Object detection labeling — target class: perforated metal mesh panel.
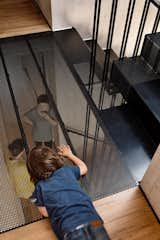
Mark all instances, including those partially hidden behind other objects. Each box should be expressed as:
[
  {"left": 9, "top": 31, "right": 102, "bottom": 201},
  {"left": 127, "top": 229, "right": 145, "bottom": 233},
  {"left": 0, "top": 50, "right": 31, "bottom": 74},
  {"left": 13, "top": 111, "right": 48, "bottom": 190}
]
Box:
[{"left": 0, "top": 149, "right": 42, "bottom": 233}]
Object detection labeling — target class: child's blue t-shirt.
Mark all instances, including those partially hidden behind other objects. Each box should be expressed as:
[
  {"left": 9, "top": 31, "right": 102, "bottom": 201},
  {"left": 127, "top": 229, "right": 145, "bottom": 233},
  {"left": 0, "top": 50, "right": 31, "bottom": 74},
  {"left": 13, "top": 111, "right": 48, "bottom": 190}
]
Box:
[{"left": 31, "top": 166, "right": 102, "bottom": 239}]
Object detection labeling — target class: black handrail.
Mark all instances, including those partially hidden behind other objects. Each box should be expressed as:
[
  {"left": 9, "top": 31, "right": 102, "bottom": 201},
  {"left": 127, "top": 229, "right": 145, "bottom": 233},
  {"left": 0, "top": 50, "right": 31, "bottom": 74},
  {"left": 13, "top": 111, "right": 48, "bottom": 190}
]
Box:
[
  {"left": 0, "top": 45, "right": 29, "bottom": 156},
  {"left": 26, "top": 38, "right": 76, "bottom": 155}
]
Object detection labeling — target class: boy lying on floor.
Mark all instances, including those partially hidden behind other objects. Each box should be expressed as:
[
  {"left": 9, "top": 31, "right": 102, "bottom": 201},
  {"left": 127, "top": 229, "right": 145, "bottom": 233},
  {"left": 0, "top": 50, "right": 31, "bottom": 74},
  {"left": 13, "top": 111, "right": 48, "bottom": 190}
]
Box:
[{"left": 27, "top": 145, "right": 110, "bottom": 240}]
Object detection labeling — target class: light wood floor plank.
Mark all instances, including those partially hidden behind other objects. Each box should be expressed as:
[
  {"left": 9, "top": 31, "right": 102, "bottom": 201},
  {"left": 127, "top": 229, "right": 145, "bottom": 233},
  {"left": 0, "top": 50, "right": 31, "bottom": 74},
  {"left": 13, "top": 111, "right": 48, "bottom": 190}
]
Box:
[{"left": 1, "top": 187, "right": 160, "bottom": 239}]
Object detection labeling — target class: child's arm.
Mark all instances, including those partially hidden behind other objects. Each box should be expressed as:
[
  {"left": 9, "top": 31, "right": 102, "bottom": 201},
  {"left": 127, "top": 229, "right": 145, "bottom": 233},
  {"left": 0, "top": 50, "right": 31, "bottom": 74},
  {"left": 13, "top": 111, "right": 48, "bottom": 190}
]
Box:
[
  {"left": 40, "top": 111, "right": 58, "bottom": 127},
  {"left": 44, "top": 113, "right": 58, "bottom": 127},
  {"left": 38, "top": 207, "right": 49, "bottom": 217},
  {"left": 57, "top": 145, "right": 88, "bottom": 176},
  {"left": 23, "top": 115, "right": 33, "bottom": 126}
]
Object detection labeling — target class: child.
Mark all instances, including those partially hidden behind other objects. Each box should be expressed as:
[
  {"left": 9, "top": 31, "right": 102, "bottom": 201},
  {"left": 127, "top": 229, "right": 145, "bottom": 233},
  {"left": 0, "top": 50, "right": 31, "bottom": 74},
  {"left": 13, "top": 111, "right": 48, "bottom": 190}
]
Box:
[
  {"left": 8, "top": 138, "right": 25, "bottom": 160},
  {"left": 23, "top": 94, "right": 58, "bottom": 149},
  {"left": 8, "top": 139, "right": 34, "bottom": 199},
  {"left": 27, "top": 145, "right": 110, "bottom": 240}
]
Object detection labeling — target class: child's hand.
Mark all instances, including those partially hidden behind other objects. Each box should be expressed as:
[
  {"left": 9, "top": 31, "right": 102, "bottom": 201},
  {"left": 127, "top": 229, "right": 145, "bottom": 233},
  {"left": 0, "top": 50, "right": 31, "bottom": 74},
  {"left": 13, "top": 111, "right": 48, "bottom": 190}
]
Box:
[
  {"left": 39, "top": 111, "right": 48, "bottom": 119},
  {"left": 57, "top": 145, "right": 73, "bottom": 158}
]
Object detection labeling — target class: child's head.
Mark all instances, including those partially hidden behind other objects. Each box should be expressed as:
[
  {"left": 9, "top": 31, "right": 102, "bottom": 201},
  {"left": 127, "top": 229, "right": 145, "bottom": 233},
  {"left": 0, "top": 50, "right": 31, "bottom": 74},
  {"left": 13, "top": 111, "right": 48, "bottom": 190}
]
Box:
[
  {"left": 8, "top": 139, "right": 24, "bottom": 159},
  {"left": 27, "top": 146, "right": 64, "bottom": 184},
  {"left": 37, "top": 94, "right": 50, "bottom": 113}
]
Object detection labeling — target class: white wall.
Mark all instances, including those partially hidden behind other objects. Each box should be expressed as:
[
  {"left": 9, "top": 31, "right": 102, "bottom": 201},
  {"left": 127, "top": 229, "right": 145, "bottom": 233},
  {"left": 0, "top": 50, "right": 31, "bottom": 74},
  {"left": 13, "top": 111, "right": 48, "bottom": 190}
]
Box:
[
  {"left": 52, "top": 0, "right": 94, "bottom": 37},
  {"left": 52, "top": 0, "right": 160, "bottom": 56}
]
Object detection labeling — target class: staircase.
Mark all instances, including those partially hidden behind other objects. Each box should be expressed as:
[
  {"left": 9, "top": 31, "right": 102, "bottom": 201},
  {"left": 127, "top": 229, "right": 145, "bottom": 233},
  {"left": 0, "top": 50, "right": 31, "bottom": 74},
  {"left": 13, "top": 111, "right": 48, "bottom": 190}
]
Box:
[
  {"left": 110, "top": 33, "right": 160, "bottom": 146},
  {"left": 55, "top": 28, "right": 160, "bottom": 183}
]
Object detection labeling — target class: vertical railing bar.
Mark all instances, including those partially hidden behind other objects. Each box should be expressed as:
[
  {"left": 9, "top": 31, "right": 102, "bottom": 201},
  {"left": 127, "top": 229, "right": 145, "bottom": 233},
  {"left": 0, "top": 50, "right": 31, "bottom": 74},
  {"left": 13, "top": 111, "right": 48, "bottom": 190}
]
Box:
[
  {"left": 152, "top": 7, "right": 160, "bottom": 33},
  {"left": 0, "top": 45, "right": 29, "bottom": 156},
  {"left": 120, "top": 0, "right": 133, "bottom": 58},
  {"left": 83, "top": 0, "right": 99, "bottom": 161},
  {"left": 133, "top": 0, "right": 150, "bottom": 57},
  {"left": 83, "top": 0, "right": 102, "bottom": 162},
  {"left": 105, "top": 0, "right": 116, "bottom": 55},
  {"left": 83, "top": 105, "right": 90, "bottom": 161},
  {"left": 25, "top": 38, "right": 76, "bottom": 155},
  {"left": 120, "top": 0, "right": 136, "bottom": 58},
  {"left": 121, "top": 0, "right": 136, "bottom": 58},
  {"left": 105, "top": 0, "right": 118, "bottom": 89},
  {"left": 100, "top": 0, "right": 118, "bottom": 102},
  {"left": 88, "top": 0, "right": 98, "bottom": 89},
  {"left": 133, "top": 0, "right": 149, "bottom": 56},
  {"left": 90, "top": 0, "right": 118, "bottom": 176},
  {"left": 88, "top": 1, "right": 102, "bottom": 93}
]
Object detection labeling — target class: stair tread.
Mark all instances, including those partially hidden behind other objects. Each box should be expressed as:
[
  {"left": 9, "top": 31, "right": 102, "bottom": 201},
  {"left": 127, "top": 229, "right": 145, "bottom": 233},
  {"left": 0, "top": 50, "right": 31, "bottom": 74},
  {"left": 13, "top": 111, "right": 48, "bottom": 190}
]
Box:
[
  {"left": 145, "top": 32, "right": 160, "bottom": 48},
  {"left": 134, "top": 79, "right": 160, "bottom": 122},
  {"left": 114, "top": 57, "right": 159, "bottom": 85},
  {"left": 100, "top": 105, "right": 156, "bottom": 181},
  {"left": 85, "top": 40, "right": 117, "bottom": 67},
  {"left": 111, "top": 57, "right": 160, "bottom": 145},
  {"left": 86, "top": 40, "right": 118, "bottom": 93},
  {"left": 54, "top": 28, "right": 90, "bottom": 64}
]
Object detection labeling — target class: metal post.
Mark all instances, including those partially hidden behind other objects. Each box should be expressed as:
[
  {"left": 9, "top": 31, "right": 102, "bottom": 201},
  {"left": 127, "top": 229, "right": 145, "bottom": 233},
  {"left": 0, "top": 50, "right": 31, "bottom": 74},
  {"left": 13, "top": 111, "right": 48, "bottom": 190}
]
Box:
[
  {"left": 120, "top": 0, "right": 136, "bottom": 58},
  {"left": 133, "top": 0, "right": 150, "bottom": 57},
  {"left": 152, "top": 7, "right": 160, "bottom": 33}
]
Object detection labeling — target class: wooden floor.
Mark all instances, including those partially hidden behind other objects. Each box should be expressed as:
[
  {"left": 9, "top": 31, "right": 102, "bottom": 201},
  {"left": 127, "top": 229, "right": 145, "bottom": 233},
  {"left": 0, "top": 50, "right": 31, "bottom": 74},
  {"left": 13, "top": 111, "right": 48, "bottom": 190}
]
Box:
[
  {"left": 0, "top": 0, "right": 50, "bottom": 38},
  {"left": 1, "top": 187, "right": 160, "bottom": 240}
]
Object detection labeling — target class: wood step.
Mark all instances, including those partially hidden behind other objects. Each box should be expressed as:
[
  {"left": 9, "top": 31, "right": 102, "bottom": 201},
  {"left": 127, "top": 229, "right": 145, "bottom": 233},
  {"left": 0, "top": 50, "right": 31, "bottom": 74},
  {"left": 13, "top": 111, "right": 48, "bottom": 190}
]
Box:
[{"left": 1, "top": 187, "right": 160, "bottom": 240}]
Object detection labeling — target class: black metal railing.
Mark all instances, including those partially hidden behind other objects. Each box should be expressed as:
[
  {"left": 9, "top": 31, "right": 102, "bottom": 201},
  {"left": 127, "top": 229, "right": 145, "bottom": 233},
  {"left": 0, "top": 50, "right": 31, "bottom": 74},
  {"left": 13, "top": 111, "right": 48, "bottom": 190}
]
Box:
[
  {"left": 88, "top": 0, "right": 160, "bottom": 92},
  {"left": 82, "top": 0, "right": 160, "bottom": 165}
]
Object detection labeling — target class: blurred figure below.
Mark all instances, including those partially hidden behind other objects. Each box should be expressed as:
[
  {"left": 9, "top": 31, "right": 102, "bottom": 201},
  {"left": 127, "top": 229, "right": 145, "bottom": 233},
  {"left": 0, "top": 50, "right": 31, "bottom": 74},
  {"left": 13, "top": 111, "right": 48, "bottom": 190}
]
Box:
[{"left": 23, "top": 94, "right": 58, "bottom": 149}]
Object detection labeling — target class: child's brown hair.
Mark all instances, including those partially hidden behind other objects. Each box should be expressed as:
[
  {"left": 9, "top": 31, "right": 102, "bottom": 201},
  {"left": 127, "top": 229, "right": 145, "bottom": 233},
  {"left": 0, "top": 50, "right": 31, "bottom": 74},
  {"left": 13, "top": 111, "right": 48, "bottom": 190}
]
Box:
[{"left": 27, "top": 147, "right": 64, "bottom": 184}]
